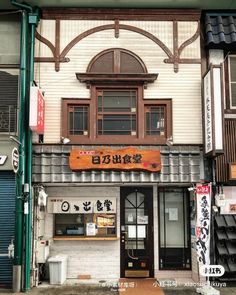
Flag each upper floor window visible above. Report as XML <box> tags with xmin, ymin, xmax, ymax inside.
<box><xmin>62</xmin><ymin>48</ymin><xmax>172</xmax><ymax>144</ymax></box>
<box><xmin>97</xmin><ymin>90</ymin><xmax>137</xmax><ymax>136</ymax></box>
<box><xmin>0</xmin><ymin>15</ymin><xmax>20</xmax><ymax>65</ymax></box>
<box><xmin>229</xmin><ymin>55</ymin><xmax>236</xmax><ymax>109</ymax></box>
<box><xmin>0</xmin><ymin>69</ymin><xmax>19</xmax><ymax>133</ymax></box>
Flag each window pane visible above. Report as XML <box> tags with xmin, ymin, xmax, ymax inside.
<box><xmin>231</xmin><ymin>83</ymin><xmax>236</xmax><ymax>107</ymax></box>
<box><xmin>97</xmin><ymin>90</ymin><xmax>137</xmax><ymax>135</ymax></box>
<box><xmin>146</xmin><ymin>106</ymin><xmax>165</xmax><ymax>135</ymax></box>
<box><xmin>98</xmin><ymin>114</ymin><xmax>136</xmax><ymax>135</ymax></box>
<box><xmin>0</xmin><ymin>69</ymin><xmax>19</xmax><ymax>133</ymax></box>
<box><xmin>0</xmin><ymin>18</ymin><xmax>20</xmax><ymax>64</ymax></box>
<box><xmin>69</xmin><ymin>105</ymin><xmax>88</xmax><ymax>135</ymax></box>
<box><xmin>230</xmin><ymin>57</ymin><xmax>236</xmax><ymax>82</ymax></box>
<box><xmin>99</xmin><ymin>90</ymin><xmax>136</xmax><ymax>112</ymax></box>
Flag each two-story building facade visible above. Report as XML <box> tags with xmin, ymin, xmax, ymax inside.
<box><xmin>31</xmin><ymin>8</ymin><xmax>205</xmax><ymax>283</ymax></box>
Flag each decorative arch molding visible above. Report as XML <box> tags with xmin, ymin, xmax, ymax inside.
<box><xmin>86</xmin><ymin>47</ymin><xmax>148</xmax><ymax>74</ymax></box>
<box><xmin>35</xmin><ymin>20</ymin><xmax>200</xmax><ymax>72</ymax></box>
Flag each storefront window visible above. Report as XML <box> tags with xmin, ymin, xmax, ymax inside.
<box><xmin>49</xmin><ymin>197</ymin><xmax>117</xmax><ymax>238</ymax></box>
<box><xmin>54</xmin><ymin>213</ymin><xmax>116</xmax><ymax>237</ymax></box>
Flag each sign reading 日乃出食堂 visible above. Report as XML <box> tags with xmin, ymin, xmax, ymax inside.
<box><xmin>69</xmin><ymin>147</ymin><xmax>161</xmax><ymax>172</ymax></box>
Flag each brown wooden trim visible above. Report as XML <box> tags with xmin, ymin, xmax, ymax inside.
<box><xmin>178</xmin><ymin>21</ymin><xmax>200</xmax><ymax>57</ymax></box>
<box><xmin>60</xmin><ymin>24</ymin><xmax>114</xmax><ymax>59</ymax></box>
<box><xmin>55</xmin><ymin>19</ymin><xmax>61</xmax><ymax>71</ymax></box>
<box><xmin>76</xmin><ymin>73</ymin><xmax>158</xmax><ymax>84</ymax></box>
<box><xmin>225</xmin><ymin>53</ymin><xmax>231</xmax><ymax>110</ymax></box>
<box><xmin>41</xmin><ymin>8</ymin><xmax>201</xmax><ymax>21</ymax></box>
<box><xmin>34</xmin><ymin>57</ymin><xmax>69</xmax><ymax>63</ymax></box>
<box><xmin>114</xmin><ymin>49</ymin><xmax>120</xmax><ymax>73</ymax></box>
<box><xmin>60</xmin><ymin>24</ymin><xmax>173</xmax><ymax>61</ymax></box>
<box><xmin>115</xmin><ymin>19</ymin><xmax>119</xmax><ymax>38</ymax></box>
<box><xmin>225</xmin><ymin>109</ymin><xmax>236</xmax><ymax>114</ymax></box>
<box><xmin>164</xmin><ymin>58</ymin><xmax>201</xmax><ymax>64</ymax></box>
<box><xmin>35</xmin><ymin>31</ymin><xmax>56</xmax><ymax>58</ymax></box>
<box><xmin>37</xmin><ymin>22</ymin><xmax>199</xmax><ymax>73</ymax></box>
<box><xmin>119</xmin><ymin>24</ymin><xmax>173</xmax><ymax>59</ymax></box>
<box><xmin>173</xmin><ymin>21</ymin><xmax>179</xmax><ymax>73</ymax></box>
<box><xmin>53</xmin><ymin>237</ymin><xmax>119</xmax><ymax>241</ymax></box>
<box><xmin>90</xmin><ymin>86</ymin><xmax>96</xmax><ymax>140</ymax></box>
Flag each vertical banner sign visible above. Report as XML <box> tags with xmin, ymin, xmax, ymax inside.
<box><xmin>203</xmin><ymin>66</ymin><xmax>224</xmax><ymax>156</ymax></box>
<box><xmin>196</xmin><ymin>184</ymin><xmax>211</xmax><ymax>265</ymax></box>
<box><xmin>29</xmin><ymin>86</ymin><xmax>45</xmax><ymax>134</ymax></box>
<box><xmin>203</xmin><ymin>71</ymin><xmax>213</xmax><ymax>154</ymax></box>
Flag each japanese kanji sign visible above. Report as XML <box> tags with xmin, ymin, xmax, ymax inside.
<box><xmin>29</xmin><ymin>86</ymin><xmax>45</xmax><ymax>134</ymax></box>
<box><xmin>203</xmin><ymin>66</ymin><xmax>224</xmax><ymax>156</ymax></box>
<box><xmin>195</xmin><ymin>184</ymin><xmax>211</xmax><ymax>265</ymax></box>
<box><xmin>69</xmin><ymin>147</ymin><xmax>161</xmax><ymax>172</ymax></box>
<box><xmin>48</xmin><ymin>197</ymin><xmax>116</xmax><ymax>214</ymax></box>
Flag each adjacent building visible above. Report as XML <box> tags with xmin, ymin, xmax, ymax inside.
<box><xmin>204</xmin><ymin>12</ymin><xmax>236</xmax><ymax>282</ymax></box>
<box><xmin>0</xmin><ymin>14</ymin><xmax>20</xmax><ymax>288</ymax></box>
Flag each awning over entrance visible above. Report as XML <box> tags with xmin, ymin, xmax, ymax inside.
<box><xmin>205</xmin><ymin>13</ymin><xmax>236</xmax><ymax>48</ymax></box>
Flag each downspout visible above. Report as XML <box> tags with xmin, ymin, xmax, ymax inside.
<box><xmin>10</xmin><ymin>4</ymin><xmax>29</xmax><ymax>293</ymax></box>
<box><xmin>11</xmin><ymin>0</ymin><xmax>40</xmax><ymax>292</ymax></box>
<box><xmin>25</xmin><ymin>8</ymin><xmax>40</xmax><ymax>291</ymax></box>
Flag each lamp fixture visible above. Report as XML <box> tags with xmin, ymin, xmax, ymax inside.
<box><xmin>61</xmin><ymin>137</ymin><xmax>70</xmax><ymax>144</ymax></box>
<box><xmin>188</xmin><ymin>184</ymin><xmax>196</xmax><ymax>192</ymax></box>
<box><xmin>166</xmin><ymin>136</ymin><xmax>173</xmax><ymax>147</ymax></box>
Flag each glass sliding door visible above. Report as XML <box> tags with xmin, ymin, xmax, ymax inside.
<box><xmin>158</xmin><ymin>187</ymin><xmax>191</xmax><ymax>270</ymax></box>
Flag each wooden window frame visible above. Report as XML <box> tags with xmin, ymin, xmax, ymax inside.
<box><xmin>144</xmin><ymin>102</ymin><xmax>170</xmax><ymax>138</ymax></box>
<box><xmin>225</xmin><ymin>54</ymin><xmax>236</xmax><ymax>114</ymax></box>
<box><xmin>229</xmin><ymin>55</ymin><xmax>236</xmax><ymax>109</ymax></box>
<box><xmin>62</xmin><ymin>88</ymin><xmax>172</xmax><ymax>145</ymax></box>
<box><xmin>61</xmin><ymin>98</ymin><xmax>91</xmax><ymax>143</ymax></box>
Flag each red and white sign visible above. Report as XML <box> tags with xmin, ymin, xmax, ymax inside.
<box><xmin>29</xmin><ymin>86</ymin><xmax>45</xmax><ymax>134</ymax></box>
<box><xmin>195</xmin><ymin>184</ymin><xmax>211</xmax><ymax>265</ymax></box>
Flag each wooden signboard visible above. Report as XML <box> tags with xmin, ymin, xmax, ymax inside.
<box><xmin>69</xmin><ymin>147</ymin><xmax>161</xmax><ymax>172</ymax></box>
<box><xmin>229</xmin><ymin>163</ymin><xmax>236</xmax><ymax>180</ymax></box>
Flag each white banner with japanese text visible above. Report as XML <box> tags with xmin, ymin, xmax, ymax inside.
<box><xmin>48</xmin><ymin>197</ymin><xmax>116</xmax><ymax>214</ymax></box>
<box><xmin>195</xmin><ymin>184</ymin><xmax>211</xmax><ymax>265</ymax></box>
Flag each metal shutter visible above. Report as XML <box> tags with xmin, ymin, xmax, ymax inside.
<box><xmin>0</xmin><ymin>171</ymin><xmax>15</xmax><ymax>288</ymax></box>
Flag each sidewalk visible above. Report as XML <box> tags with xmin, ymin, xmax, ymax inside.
<box><xmin>1</xmin><ymin>285</ymin><xmax>236</xmax><ymax>295</ymax></box>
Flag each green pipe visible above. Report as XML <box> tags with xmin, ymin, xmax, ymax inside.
<box><xmin>11</xmin><ymin>0</ymin><xmax>33</xmax><ymax>12</ymax></box>
<box><xmin>25</xmin><ymin>9</ymin><xmax>40</xmax><ymax>290</ymax></box>
<box><xmin>12</xmin><ymin>8</ymin><xmax>28</xmax><ymax>293</ymax></box>
<box><xmin>11</xmin><ymin>1</ymin><xmax>37</xmax><ymax>292</ymax></box>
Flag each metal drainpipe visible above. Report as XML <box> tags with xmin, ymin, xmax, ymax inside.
<box><xmin>10</xmin><ymin>7</ymin><xmax>28</xmax><ymax>293</ymax></box>
<box><xmin>25</xmin><ymin>8</ymin><xmax>40</xmax><ymax>291</ymax></box>
<box><xmin>10</xmin><ymin>0</ymin><xmax>36</xmax><ymax>292</ymax></box>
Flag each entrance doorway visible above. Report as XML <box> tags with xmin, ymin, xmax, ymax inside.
<box><xmin>120</xmin><ymin>187</ymin><xmax>154</xmax><ymax>278</ymax></box>
<box><xmin>158</xmin><ymin>187</ymin><xmax>191</xmax><ymax>270</ymax></box>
